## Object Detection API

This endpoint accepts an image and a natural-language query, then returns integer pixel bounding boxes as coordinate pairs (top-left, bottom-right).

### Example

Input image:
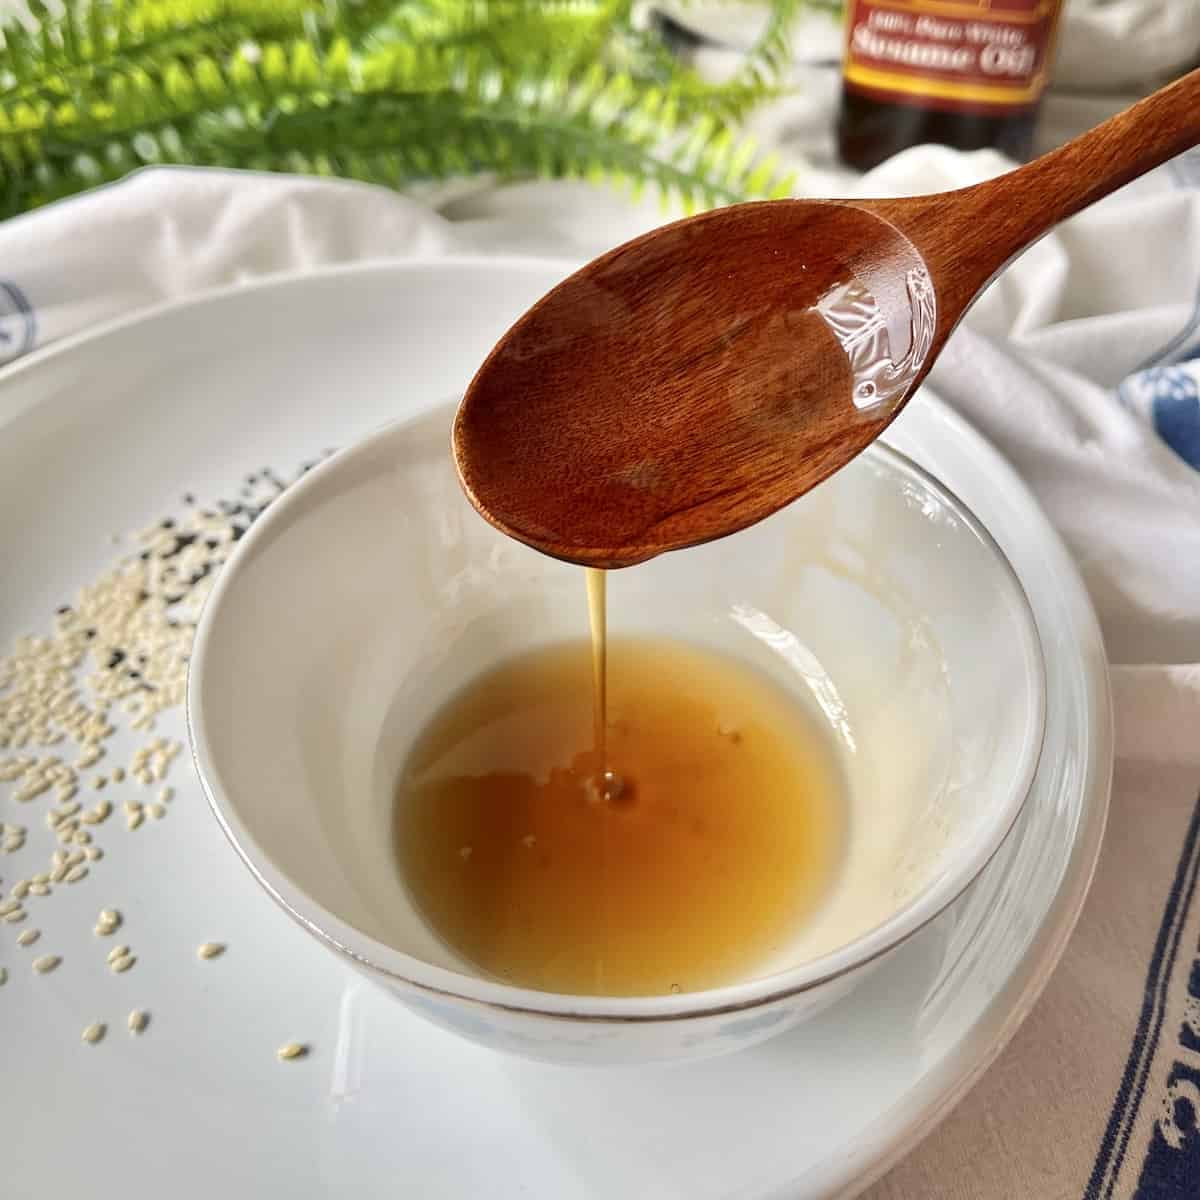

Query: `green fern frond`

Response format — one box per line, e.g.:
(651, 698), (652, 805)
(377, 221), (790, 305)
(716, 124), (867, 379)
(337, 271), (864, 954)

(0, 0), (395, 112)
(217, 84), (773, 210)
(359, 0), (635, 91)
(0, 0), (827, 218)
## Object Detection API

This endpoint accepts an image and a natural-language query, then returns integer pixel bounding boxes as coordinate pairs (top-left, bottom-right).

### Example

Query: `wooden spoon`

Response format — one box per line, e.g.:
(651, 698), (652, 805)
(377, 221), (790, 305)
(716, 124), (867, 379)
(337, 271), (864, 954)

(454, 69), (1200, 568)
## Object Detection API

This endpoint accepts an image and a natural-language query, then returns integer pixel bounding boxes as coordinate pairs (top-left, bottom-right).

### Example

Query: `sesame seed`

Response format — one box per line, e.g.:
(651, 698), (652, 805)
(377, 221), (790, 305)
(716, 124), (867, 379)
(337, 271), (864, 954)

(81, 800), (111, 824)
(14, 776), (52, 802)
(32, 955), (60, 973)
(197, 942), (225, 960)
(98, 909), (121, 929)
(127, 1010), (148, 1034)
(277, 1043), (308, 1061)
(0, 468), (310, 1014)
(110, 954), (136, 973)
(81, 1023), (106, 1044)
(16, 928), (39, 946)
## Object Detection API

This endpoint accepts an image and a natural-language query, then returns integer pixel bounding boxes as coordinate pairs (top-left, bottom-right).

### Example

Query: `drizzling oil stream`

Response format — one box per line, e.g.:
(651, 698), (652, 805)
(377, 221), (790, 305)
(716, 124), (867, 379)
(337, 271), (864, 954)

(584, 567), (622, 802)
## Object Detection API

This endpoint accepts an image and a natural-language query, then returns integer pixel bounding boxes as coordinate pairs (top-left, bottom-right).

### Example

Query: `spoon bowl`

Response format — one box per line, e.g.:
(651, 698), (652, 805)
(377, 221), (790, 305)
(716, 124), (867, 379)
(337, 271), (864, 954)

(455, 201), (934, 566)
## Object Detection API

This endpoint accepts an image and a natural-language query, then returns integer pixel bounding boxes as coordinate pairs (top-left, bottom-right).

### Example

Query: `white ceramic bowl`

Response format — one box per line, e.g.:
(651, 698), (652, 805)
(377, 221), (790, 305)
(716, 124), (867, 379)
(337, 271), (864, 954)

(188, 400), (1045, 1066)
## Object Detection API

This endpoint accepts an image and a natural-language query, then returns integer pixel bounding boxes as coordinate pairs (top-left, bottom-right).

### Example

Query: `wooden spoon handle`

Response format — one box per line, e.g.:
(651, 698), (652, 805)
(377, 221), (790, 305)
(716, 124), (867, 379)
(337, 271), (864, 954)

(983, 67), (1200, 240)
(870, 67), (1200, 331)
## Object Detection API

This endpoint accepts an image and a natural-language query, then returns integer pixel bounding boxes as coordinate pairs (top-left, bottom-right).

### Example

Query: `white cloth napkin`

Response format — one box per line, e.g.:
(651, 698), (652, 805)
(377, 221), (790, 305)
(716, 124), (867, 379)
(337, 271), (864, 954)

(1, 8), (1199, 1194)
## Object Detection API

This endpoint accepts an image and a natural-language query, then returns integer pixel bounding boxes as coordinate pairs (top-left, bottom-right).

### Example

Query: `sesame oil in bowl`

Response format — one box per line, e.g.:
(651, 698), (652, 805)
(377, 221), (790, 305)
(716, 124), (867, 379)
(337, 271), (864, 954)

(394, 631), (846, 997)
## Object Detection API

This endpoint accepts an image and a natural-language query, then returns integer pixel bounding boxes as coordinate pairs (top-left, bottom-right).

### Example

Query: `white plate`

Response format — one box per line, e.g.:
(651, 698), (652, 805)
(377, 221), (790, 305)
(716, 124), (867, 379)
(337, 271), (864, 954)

(0, 258), (1111, 1199)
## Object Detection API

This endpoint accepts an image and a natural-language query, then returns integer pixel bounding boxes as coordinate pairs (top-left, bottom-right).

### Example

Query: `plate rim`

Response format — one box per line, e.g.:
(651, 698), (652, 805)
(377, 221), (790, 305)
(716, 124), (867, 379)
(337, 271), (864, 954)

(0, 255), (1113, 1199)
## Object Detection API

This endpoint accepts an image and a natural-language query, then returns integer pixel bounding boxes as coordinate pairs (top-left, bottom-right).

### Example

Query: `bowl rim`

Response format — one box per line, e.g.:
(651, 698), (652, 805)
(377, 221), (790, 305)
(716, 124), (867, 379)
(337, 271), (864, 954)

(187, 406), (1048, 1023)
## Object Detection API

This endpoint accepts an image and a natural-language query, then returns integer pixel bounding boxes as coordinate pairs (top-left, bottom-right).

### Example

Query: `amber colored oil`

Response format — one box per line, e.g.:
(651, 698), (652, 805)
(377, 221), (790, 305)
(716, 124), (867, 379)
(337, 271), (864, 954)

(395, 635), (845, 997)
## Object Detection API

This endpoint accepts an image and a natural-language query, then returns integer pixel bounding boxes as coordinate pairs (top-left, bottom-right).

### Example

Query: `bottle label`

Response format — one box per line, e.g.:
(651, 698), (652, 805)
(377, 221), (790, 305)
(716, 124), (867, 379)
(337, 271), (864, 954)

(842, 0), (1062, 113)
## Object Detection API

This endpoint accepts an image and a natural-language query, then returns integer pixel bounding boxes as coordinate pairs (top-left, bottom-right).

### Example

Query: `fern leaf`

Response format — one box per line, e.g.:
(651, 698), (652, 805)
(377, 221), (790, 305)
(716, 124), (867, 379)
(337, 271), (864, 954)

(0, 0), (816, 217)
(0, 0), (394, 109)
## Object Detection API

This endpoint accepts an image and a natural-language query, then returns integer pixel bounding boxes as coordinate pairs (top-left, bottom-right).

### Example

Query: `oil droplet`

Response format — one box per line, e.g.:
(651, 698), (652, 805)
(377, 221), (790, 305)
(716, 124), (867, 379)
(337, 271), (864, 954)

(584, 769), (625, 805)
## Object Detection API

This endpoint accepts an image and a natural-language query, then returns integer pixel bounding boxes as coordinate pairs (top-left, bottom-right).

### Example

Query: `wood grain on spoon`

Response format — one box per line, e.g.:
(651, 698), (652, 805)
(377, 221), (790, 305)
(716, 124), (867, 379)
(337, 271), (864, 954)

(454, 69), (1200, 568)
